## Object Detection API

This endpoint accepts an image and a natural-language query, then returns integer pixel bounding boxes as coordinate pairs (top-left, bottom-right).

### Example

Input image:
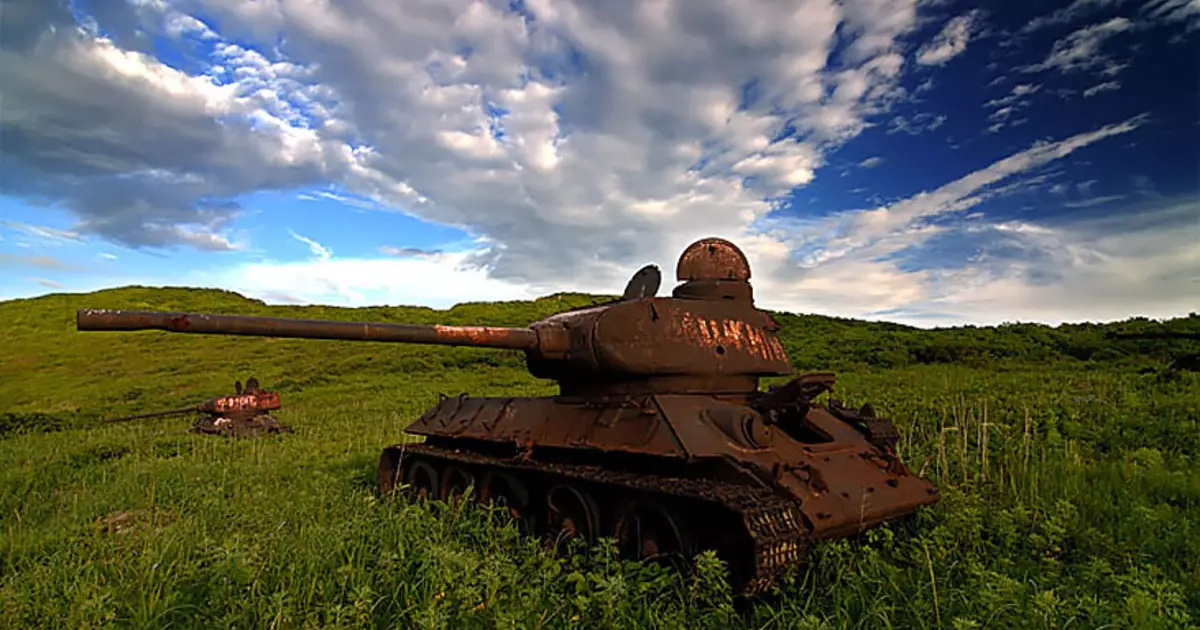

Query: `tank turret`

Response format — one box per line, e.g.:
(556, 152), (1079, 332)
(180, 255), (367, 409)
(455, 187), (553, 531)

(78, 239), (791, 396)
(76, 237), (939, 594)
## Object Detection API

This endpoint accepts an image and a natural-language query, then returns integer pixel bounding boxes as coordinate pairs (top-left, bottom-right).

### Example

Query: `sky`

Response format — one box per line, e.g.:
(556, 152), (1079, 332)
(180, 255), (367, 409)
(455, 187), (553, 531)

(1, 0), (1197, 327)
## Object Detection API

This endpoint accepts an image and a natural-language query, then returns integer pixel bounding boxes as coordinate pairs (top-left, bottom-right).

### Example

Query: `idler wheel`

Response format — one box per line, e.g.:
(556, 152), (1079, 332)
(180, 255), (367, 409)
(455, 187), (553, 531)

(613, 502), (690, 573)
(479, 471), (534, 532)
(404, 458), (440, 501)
(545, 484), (601, 549)
(440, 465), (477, 505)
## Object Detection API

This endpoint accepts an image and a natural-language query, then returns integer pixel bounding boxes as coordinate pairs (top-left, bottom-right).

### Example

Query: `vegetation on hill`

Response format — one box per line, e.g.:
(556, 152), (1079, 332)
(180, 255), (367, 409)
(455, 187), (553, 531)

(1, 286), (1198, 628)
(772, 311), (1200, 370)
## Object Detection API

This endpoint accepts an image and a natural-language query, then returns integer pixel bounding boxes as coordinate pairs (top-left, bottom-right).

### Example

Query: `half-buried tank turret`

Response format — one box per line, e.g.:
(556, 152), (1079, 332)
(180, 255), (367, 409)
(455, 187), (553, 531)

(76, 237), (939, 594)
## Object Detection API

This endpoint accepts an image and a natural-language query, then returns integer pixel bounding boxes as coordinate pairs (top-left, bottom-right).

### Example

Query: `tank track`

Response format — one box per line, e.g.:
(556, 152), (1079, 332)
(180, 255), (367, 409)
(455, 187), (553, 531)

(387, 442), (813, 594)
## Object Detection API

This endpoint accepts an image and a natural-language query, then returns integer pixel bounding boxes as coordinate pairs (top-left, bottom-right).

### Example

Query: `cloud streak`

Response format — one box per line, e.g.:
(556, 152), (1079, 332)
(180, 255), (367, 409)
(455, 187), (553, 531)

(1082, 80), (1122, 97)
(983, 83), (1040, 133)
(379, 245), (444, 259)
(1020, 0), (1125, 33)
(886, 112), (947, 135)
(1022, 0), (1200, 33)
(1, 220), (85, 245)
(1144, 0), (1200, 29)
(289, 230), (333, 261)
(0, 253), (78, 271)
(916, 11), (982, 66)
(1022, 18), (1134, 76)
(297, 190), (378, 210)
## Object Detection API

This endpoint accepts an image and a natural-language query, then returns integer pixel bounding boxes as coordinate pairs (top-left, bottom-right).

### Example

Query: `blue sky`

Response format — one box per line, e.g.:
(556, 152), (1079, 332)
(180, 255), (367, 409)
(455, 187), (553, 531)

(1, 0), (1197, 326)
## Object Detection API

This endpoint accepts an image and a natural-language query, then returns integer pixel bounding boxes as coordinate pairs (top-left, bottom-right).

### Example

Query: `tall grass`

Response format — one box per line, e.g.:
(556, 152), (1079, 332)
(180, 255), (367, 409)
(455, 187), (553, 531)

(2, 365), (1196, 628)
(1, 288), (1198, 628)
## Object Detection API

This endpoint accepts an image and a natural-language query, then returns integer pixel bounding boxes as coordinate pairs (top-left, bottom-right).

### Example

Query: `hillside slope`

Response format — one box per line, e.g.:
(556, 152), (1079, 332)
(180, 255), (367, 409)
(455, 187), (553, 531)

(0, 287), (603, 424)
(2, 285), (1197, 425)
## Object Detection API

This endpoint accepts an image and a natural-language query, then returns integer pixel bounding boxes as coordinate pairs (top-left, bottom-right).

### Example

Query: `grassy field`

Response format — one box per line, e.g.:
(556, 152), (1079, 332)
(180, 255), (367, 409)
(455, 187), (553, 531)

(1, 287), (1198, 628)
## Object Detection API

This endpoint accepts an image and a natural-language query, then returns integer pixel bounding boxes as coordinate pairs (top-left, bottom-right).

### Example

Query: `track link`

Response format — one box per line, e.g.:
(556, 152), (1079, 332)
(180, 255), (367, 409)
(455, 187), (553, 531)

(381, 443), (812, 594)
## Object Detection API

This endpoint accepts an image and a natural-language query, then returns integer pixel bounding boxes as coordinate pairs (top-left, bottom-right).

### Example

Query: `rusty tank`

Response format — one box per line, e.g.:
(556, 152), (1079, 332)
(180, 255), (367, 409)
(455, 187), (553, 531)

(103, 377), (293, 437)
(75, 237), (939, 593)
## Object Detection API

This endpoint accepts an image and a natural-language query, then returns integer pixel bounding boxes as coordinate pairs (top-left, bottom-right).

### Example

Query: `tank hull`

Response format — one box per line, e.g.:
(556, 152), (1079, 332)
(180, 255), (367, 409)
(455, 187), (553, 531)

(381, 388), (939, 593)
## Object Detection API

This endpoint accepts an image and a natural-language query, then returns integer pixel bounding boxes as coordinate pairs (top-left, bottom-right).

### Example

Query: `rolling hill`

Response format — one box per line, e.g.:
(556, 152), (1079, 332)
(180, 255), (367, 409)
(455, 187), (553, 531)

(1, 286), (1198, 628)
(3, 285), (1196, 427)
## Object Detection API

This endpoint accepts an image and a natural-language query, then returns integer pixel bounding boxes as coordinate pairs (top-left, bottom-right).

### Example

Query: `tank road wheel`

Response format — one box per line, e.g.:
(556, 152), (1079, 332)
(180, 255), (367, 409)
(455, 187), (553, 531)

(545, 484), (601, 550)
(613, 502), (690, 573)
(378, 447), (403, 495)
(440, 465), (477, 506)
(479, 471), (534, 532)
(404, 458), (441, 501)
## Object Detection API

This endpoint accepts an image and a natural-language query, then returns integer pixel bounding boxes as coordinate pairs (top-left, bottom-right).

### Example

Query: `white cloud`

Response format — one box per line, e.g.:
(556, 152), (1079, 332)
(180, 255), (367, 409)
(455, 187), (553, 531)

(985, 83), (1041, 108)
(34, 278), (64, 289)
(859, 156), (885, 168)
(1021, 0), (1200, 32)
(1144, 0), (1200, 29)
(139, 0), (937, 290)
(982, 83), (1040, 133)
(171, 225), (243, 251)
(1, 4), (346, 251)
(1082, 80), (1122, 97)
(288, 230), (333, 261)
(6, 0), (940, 283)
(1, 220), (86, 245)
(0, 253), (77, 271)
(766, 195), (1199, 327)
(886, 112), (947, 135)
(303, 191), (377, 210)
(907, 199), (1200, 325)
(916, 11), (981, 66)
(1021, 0), (1126, 33)
(196, 252), (541, 309)
(1022, 18), (1135, 75)
(379, 245), (443, 259)
(1062, 194), (1126, 208)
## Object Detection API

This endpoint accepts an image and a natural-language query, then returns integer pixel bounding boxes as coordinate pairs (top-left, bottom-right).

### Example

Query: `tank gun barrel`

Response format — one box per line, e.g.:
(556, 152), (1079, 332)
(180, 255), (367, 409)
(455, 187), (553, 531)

(103, 405), (199, 423)
(76, 309), (541, 350)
